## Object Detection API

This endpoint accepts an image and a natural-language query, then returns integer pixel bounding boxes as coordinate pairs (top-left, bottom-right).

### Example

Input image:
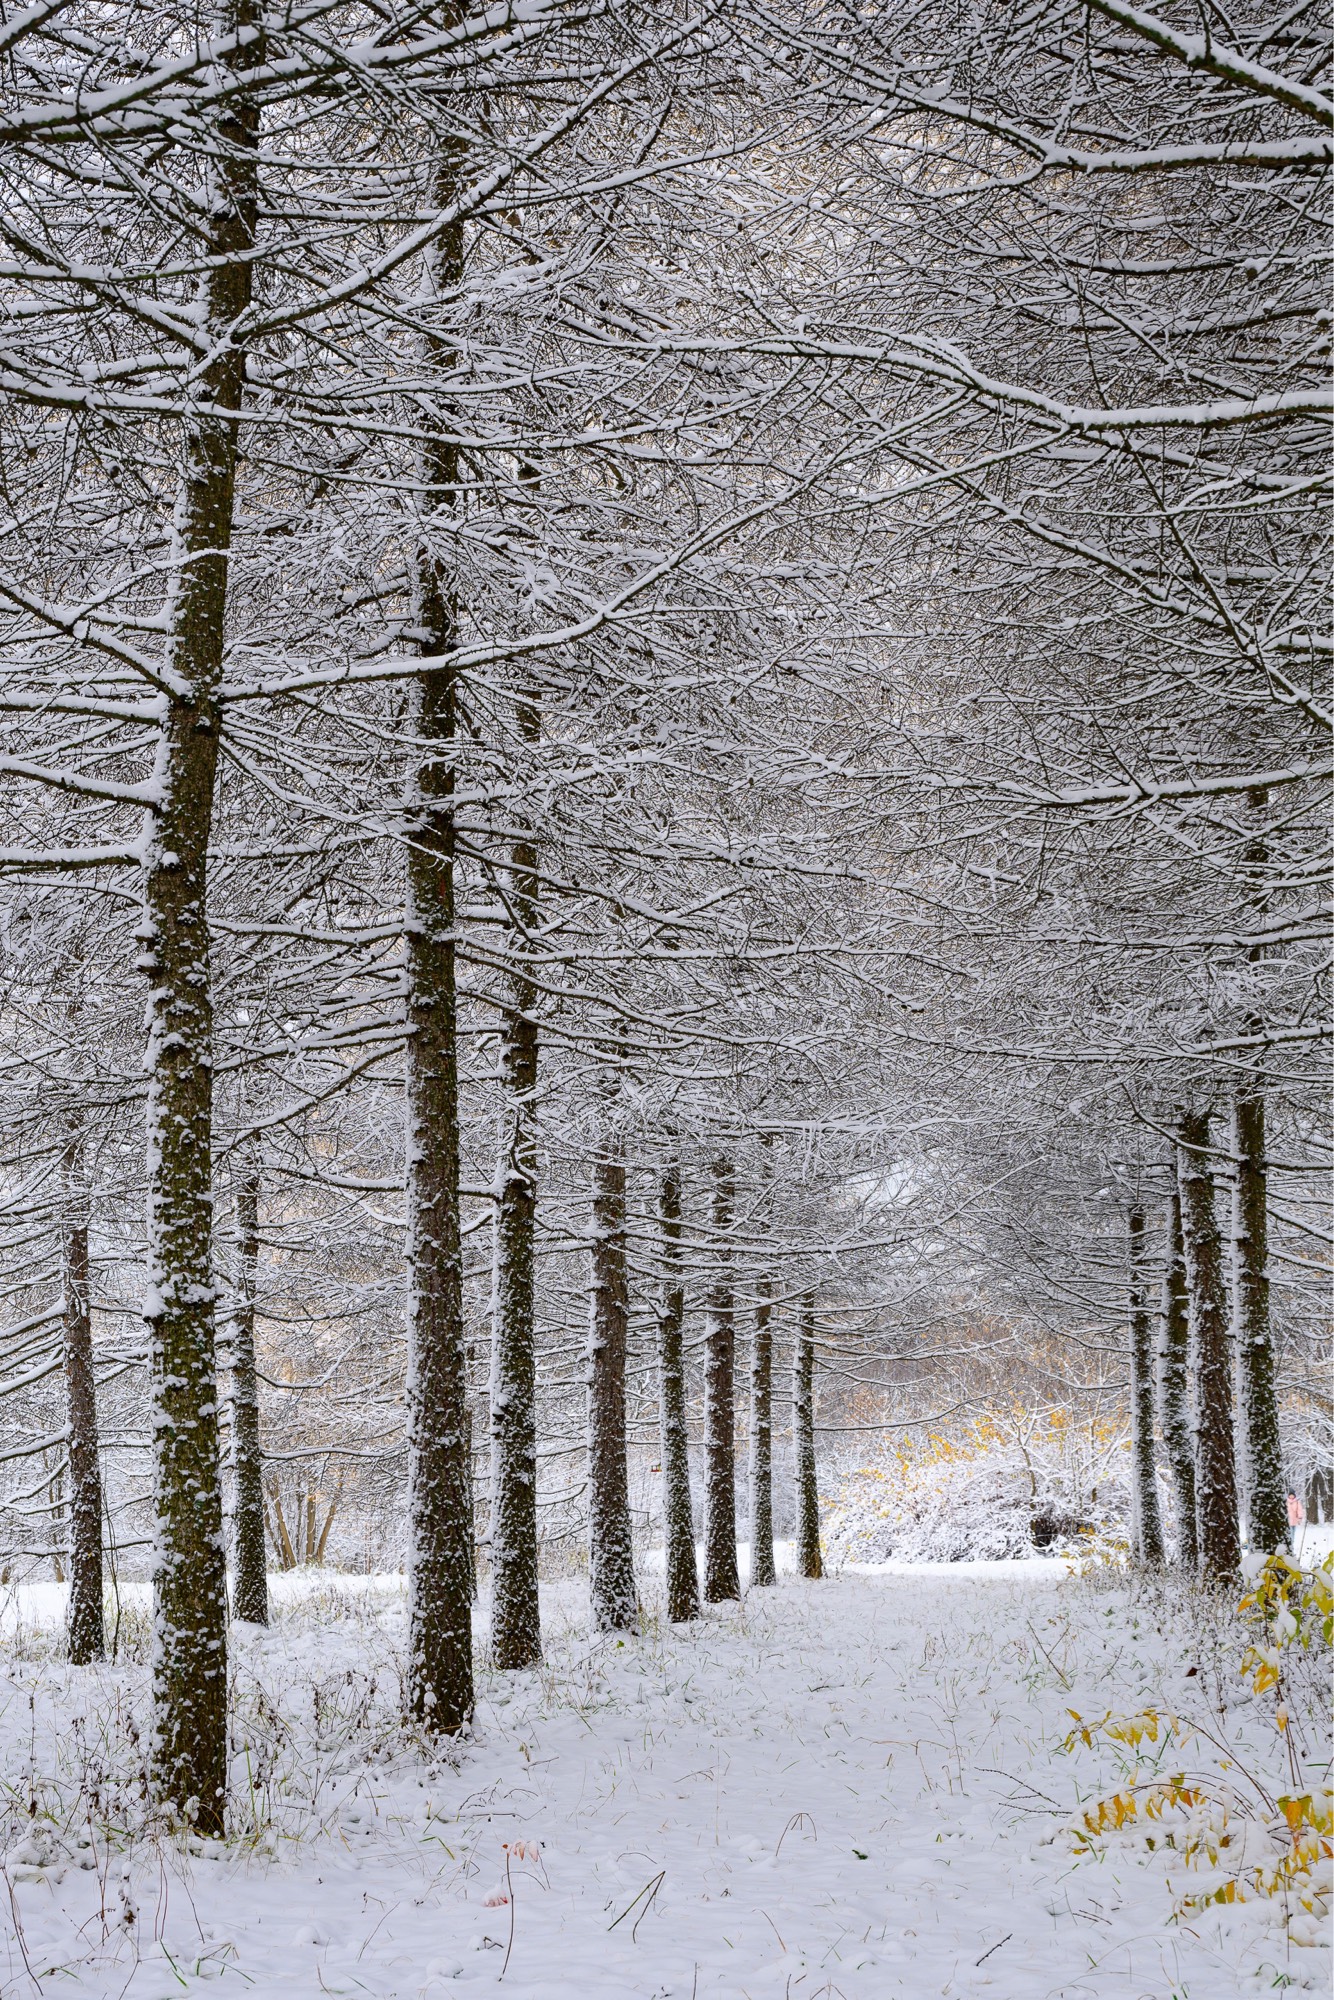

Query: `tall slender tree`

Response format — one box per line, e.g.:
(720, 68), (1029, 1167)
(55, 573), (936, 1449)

(1232, 1090), (1289, 1555)
(1177, 1114), (1240, 1581)
(703, 1158), (740, 1604)
(228, 1137), (267, 1625)
(794, 1293), (822, 1581)
(1127, 1205), (1164, 1567)
(143, 0), (263, 1826)
(1227, 785), (1289, 1554)
(587, 1137), (637, 1632)
(748, 1274), (776, 1587)
(1158, 1187), (1198, 1571)
(657, 1163), (699, 1623)
(490, 669), (543, 1669)
(61, 1123), (102, 1664)
(402, 141), (474, 1734)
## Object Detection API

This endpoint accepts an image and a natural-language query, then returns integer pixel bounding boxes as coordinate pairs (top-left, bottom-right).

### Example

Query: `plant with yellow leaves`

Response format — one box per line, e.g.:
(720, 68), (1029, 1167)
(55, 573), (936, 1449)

(1239, 1549), (1334, 1727)
(1060, 1558), (1333, 1935)
(825, 1402), (1136, 1565)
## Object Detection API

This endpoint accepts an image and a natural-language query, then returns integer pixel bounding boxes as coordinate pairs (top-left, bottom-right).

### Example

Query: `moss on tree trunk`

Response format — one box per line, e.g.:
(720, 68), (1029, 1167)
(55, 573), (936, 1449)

(1128, 1204), (1164, 1567)
(229, 1144), (267, 1625)
(62, 1130), (103, 1665)
(1158, 1187), (1198, 1570)
(588, 1150), (637, 1632)
(1177, 1113), (1240, 1582)
(703, 1158), (739, 1604)
(657, 1164), (699, 1623)
(794, 1294), (822, 1580)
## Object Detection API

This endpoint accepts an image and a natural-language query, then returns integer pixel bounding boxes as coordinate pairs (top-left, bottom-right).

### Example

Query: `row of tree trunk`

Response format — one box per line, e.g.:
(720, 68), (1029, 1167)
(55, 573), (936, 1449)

(59, 1122), (827, 1692)
(581, 1156), (824, 1640)
(1127, 1095), (1289, 1581)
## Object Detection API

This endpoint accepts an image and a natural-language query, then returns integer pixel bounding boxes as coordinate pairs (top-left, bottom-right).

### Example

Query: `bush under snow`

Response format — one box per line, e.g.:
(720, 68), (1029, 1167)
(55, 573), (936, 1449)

(823, 1407), (1161, 1564)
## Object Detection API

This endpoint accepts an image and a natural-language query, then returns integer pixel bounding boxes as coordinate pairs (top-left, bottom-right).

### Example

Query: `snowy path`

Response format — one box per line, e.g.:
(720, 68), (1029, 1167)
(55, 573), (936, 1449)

(0, 1565), (1326, 1997)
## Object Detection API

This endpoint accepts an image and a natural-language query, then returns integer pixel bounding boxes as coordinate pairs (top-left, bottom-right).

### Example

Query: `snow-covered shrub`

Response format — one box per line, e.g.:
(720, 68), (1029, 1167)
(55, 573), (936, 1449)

(1062, 1553), (1334, 1937)
(823, 1406), (1140, 1563)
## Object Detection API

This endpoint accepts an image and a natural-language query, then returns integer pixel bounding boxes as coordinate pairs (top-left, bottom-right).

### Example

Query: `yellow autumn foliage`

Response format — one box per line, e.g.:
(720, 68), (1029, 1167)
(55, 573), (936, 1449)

(1062, 1557), (1334, 1928)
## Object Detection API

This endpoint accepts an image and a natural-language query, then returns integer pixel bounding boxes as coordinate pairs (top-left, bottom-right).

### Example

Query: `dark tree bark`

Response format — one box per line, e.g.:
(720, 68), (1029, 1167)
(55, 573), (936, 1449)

(588, 1149), (637, 1632)
(489, 993), (540, 1665)
(144, 2), (261, 1829)
(404, 603), (474, 1731)
(1177, 1113), (1241, 1581)
(1127, 1205), (1164, 1567)
(748, 1275), (776, 1587)
(1159, 1187), (1198, 1570)
(403, 155), (473, 1734)
(62, 1131), (103, 1665)
(794, 1293), (822, 1579)
(1229, 784), (1288, 1554)
(229, 1143), (267, 1624)
(657, 1164), (699, 1623)
(1232, 1092), (1289, 1554)
(489, 677), (542, 1670)
(703, 1158), (740, 1604)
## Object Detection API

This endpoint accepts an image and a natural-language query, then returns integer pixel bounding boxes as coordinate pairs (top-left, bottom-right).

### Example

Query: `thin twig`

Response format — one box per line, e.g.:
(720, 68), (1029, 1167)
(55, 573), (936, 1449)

(1025, 1621), (1072, 1689)
(775, 1810), (817, 1858)
(500, 1847), (516, 1979)
(4, 1864), (41, 1990)
(607, 1867), (665, 1940)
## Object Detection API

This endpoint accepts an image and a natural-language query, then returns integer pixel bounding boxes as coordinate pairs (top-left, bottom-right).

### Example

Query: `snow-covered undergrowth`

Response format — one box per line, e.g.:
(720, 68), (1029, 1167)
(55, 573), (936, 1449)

(823, 1408), (1145, 1564)
(0, 1561), (1328, 1997)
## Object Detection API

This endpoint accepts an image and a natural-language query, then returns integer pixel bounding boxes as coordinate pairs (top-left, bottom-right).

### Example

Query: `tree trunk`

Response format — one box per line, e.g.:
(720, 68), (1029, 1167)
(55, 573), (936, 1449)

(1230, 783), (1288, 1554)
(62, 1130), (103, 1665)
(489, 996), (540, 1665)
(587, 1150), (637, 1632)
(703, 1158), (740, 1604)
(1232, 1091), (1288, 1554)
(794, 1294), (822, 1579)
(144, 3), (260, 1830)
(404, 634), (475, 1730)
(1177, 1113), (1241, 1581)
(1127, 1205), (1164, 1567)
(402, 149), (474, 1733)
(748, 1275), (776, 1587)
(265, 1488), (296, 1572)
(49, 1465), (65, 1582)
(229, 1143), (268, 1623)
(314, 1487), (339, 1565)
(489, 681), (542, 1670)
(657, 1163), (699, 1623)
(1158, 1187), (1198, 1570)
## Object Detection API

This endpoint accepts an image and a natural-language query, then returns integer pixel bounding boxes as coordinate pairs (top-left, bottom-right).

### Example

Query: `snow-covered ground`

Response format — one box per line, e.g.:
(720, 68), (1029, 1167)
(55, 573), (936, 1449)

(0, 1554), (1328, 1997)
